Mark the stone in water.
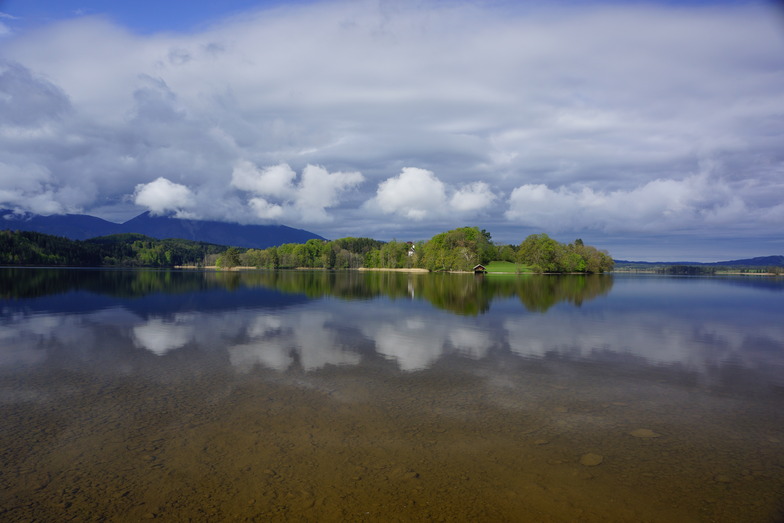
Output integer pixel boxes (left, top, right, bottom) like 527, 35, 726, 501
580, 453, 604, 466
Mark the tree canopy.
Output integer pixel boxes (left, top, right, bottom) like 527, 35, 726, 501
0, 230, 225, 267
515, 234, 613, 273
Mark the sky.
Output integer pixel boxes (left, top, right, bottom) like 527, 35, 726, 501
1, 0, 783, 261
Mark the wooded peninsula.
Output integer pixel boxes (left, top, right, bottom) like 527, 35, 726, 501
1, 227, 614, 273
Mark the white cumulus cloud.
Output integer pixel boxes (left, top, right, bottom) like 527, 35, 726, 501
248, 197, 285, 220
370, 168, 497, 220
372, 167, 447, 220
133, 177, 195, 215
295, 165, 365, 222
232, 162, 363, 223
450, 182, 496, 213
231, 161, 297, 199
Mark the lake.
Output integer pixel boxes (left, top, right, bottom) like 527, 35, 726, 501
1, 268, 783, 521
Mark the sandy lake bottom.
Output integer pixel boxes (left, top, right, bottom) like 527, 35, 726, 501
3, 357, 783, 522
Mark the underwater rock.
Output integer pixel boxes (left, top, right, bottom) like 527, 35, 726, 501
580, 453, 604, 466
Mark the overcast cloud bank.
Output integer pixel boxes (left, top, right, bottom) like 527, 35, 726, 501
1, 0, 783, 260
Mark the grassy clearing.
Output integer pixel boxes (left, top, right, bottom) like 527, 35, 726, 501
484, 261, 533, 273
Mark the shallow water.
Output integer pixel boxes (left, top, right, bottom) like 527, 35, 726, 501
1, 269, 783, 521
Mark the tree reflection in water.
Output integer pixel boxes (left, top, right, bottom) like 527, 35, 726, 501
0, 268, 613, 314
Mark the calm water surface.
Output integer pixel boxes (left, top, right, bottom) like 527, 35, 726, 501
1, 268, 783, 521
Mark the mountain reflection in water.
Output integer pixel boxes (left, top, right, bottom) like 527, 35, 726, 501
1, 268, 783, 521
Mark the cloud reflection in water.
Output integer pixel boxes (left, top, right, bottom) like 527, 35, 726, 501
229, 311, 360, 372
0, 272, 782, 393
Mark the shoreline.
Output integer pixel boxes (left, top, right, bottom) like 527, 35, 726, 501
2, 265, 780, 276
5, 265, 778, 276
358, 267, 430, 273
612, 269, 780, 276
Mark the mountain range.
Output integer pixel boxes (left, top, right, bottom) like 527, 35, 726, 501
614, 256, 784, 267
0, 210, 325, 249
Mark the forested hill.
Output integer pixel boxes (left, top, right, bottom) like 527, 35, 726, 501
0, 230, 226, 267
0, 209, 324, 249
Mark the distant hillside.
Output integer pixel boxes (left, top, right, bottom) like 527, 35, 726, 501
708, 255, 784, 267
614, 256, 784, 269
0, 230, 228, 267
0, 209, 324, 249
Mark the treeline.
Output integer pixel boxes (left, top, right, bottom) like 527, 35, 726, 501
654, 265, 782, 275
0, 229, 103, 266
215, 237, 384, 270
0, 230, 225, 267
514, 234, 614, 273
87, 234, 226, 267
2, 226, 613, 273
219, 227, 613, 274
615, 264, 783, 275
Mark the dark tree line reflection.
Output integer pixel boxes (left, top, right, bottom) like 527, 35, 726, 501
210, 271, 615, 314
0, 268, 614, 315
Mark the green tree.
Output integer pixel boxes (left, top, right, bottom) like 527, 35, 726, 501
498, 244, 517, 263
517, 233, 563, 272
304, 239, 324, 267
217, 247, 242, 269
419, 226, 494, 271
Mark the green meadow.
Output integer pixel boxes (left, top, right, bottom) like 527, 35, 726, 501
484, 261, 534, 274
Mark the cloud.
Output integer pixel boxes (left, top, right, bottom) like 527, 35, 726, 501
0, 1, 782, 257
0, 61, 92, 214
295, 165, 365, 222
0, 14, 14, 38
370, 167, 446, 220
450, 182, 497, 213
248, 197, 285, 220
369, 167, 496, 220
231, 161, 297, 199
133, 177, 195, 215
506, 171, 750, 233
232, 162, 364, 223
0, 60, 70, 126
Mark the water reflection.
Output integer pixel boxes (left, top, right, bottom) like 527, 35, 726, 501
0, 267, 613, 314
1, 269, 782, 393
2, 269, 784, 521
229, 311, 361, 372
235, 270, 615, 315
